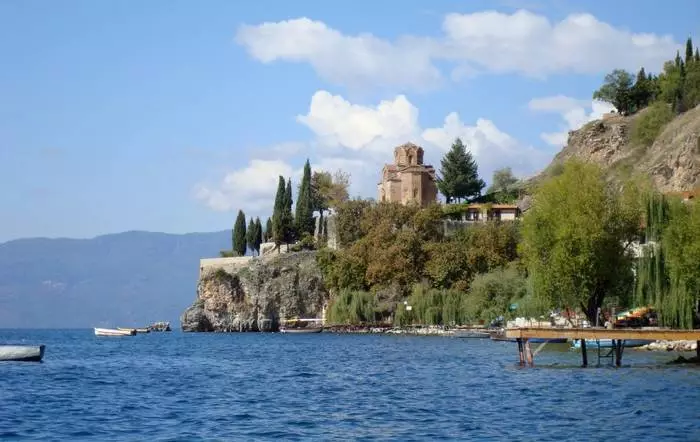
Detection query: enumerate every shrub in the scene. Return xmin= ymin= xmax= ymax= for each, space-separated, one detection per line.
xmin=631 ymin=102 xmax=674 ymax=147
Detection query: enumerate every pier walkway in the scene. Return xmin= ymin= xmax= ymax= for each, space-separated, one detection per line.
xmin=505 ymin=327 xmax=700 ymax=367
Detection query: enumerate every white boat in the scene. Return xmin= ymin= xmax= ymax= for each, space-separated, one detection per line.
xmin=94 ymin=328 xmax=136 ymax=336
xmin=118 ymin=327 xmax=149 ymax=334
xmin=0 ymin=345 xmax=46 ymax=362
xmin=279 ymin=317 xmax=323 ymax=333
xmin=572 ymin=339 xmax=653 ymax=349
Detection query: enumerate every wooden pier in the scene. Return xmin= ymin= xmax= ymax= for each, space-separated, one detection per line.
xmin=505 ymin=328 xmax=700 ymax=367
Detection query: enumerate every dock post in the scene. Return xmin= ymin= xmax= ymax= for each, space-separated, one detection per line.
xmin=697 ymin=341 xmax=699 ymax=360
xmin=581 ymin=339 xmax=588 ymax=367
xmin=614 ymin=340 xmax=623 ymax=367
xmin=525 ymin=339 xmax=534 ymax=367
xmin=517 ymin=338 xmax=525 ymax=366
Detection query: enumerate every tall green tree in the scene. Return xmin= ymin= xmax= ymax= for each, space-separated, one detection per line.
xmin=272 ymin=176 xmax=286 ymax=248
xmin=254 ymin=217 xmax=263 ymax=255
xmin=265 ymin=217 xmax=273 ymax=242
xmin=246 ymin=218 xmax=256 ymax=256
xmin=233 ymin=210 xmax=247 ymax=256
xmin=685 ymin=37 xmax=694 ymax=65
xmin=593 ymin=69 xmax=634 ymax=115
xmin=295 ymin=159 xmax=315 ymax=237
xmin=486 ymin=167 xmax=518 ymax=201
xmin=283 ymin=178 xmax=295 ymax=249
xmin=631 ymin=67 xmax=652 ymax=110
xmin=436 ymin=138 xmax=485 ymax=203
xmin=519 ymin=161 xmax=641 ymax=322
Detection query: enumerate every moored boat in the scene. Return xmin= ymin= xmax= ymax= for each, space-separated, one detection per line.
xmin=529 ymin=338 xmax=568 ymax=344
xmin=94 ymin=328 xmax=135 ymax=336
xmin=148 ymin=321 xmax=171 ymax=332
xmin=279 ymin=317 xmax=323 ymax=333
xmin=0 ymin=345 xmax=46 ymax=362
xmin=118 ymin=327 xmax=150 ymax=334
xmin=571 ymin=339 xmax=653 ymax=349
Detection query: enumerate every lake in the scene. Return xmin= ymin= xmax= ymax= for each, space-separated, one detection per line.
xmin=1 ymin=330 xmax=699 ymax=441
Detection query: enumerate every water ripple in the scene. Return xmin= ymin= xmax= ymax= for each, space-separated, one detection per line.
xmin=1 ymin=330 xmax=699 ymax=441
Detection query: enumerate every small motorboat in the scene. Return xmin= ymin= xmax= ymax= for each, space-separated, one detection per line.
xmin=94 ymin=328 xmax=136 ymax=336
xmin=571 ymin=339 xmax=653 ymax=349
xmin=148 ymin=321 xmax=171 ymax=332
xmin=0 ymin=345 xmax=46 ymax=362
xmin=280 ymin=327 xmax=323 ymax=334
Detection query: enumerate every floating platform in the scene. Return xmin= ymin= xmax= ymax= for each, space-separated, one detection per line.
xmin=505 ymin=327 xmax=700 ymax=367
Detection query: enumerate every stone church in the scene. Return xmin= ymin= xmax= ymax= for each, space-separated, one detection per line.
xmin=377 ymin=142 xmax=438 ymax=207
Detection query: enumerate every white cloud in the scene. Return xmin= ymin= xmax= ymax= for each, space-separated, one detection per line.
xmin=296 ymin=90 xmax=420 ymax=154
xmin=194 ymin=159 xmax=293 ymax=212
xmin=236 ymin=11 xmax=679 ymax=90
xmin=529 ymin=95 xmax=616 ymax=146
xmin=235 ymin=18 xmax=441 ymax=91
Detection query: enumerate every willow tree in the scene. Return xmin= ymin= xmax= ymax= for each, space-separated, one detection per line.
xmin=519 ymin=161 xmax=642 ymax=322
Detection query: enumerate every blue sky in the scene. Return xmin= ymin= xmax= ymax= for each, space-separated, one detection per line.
xmin=1 ymin=0 xmax=698 ymax=242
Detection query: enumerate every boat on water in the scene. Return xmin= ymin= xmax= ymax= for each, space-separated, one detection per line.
xmin=118 ymin=327 xmax=150 ymax=334
xmin=280 ymin=318 xmax=323 ymax=334
xmin=148 ymin=321 xmax=171 ymax=332
xmin=453 ymin=330 xmax=490 ymax=339
xmin=571 ymin=339 xmax=653 ymax=349
xmin=529 ymin=338 xmax=568 ymax=344
xmin=94 ymin=328 xmax=136 ymax=336
xmin=0 ymin=345 xmax=46 ymax=362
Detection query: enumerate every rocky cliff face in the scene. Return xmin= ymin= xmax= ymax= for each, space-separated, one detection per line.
xmin=180 ymin=251 xmax=328 ymax=332
xmin=542 ymin=106 xmax=700 ymax=192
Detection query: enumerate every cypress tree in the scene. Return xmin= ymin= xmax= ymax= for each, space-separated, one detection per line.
xmin=246 ymin=218 xmax=256 ymax=255
xmin=272 ymin=176 xmax=286 ymax=248
xmin=254 ymin=217 xmax=263 ymax=255
xmin=695 ymin=48 xmax=700 ymax=63
xmin=283 ymin=178 xmax=295 ymax=248
xmin=265 ymin=217 xmax=272 ymax=242
xmin=685 ymin=37 xmax=694 ymax=65
xmin=295 ymin=159 xmax=315 ymax=237
xmin=233 ymin=210 xmax=247 ymax=256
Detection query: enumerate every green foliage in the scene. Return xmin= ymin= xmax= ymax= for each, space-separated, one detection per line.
xmin=290 ymin=233 xmax=316 ymax=252
xmin=272 ymin=176 xmax=286 ymax=246
xmin=519 ymin=160 xmax=642 ymax=321
xmin=316 ymin=248 xmax=367 ymax=292
xmin=593 ymin=69 xmax=635 ymax=115
xmin=334 ymin=199 xmax=373 ymax=247
xmin=436 ymin=138 xmax=485 ymax=203
xmin=264 ymin=217 xmax=272 ymax=242
xmin=295 ymin=159 xmax=315 ymax=236
xmin=467 ymin=263 xmax=527 ymax=322
xmin=254 ymin=217 xmax=263 ymax=255
xmin=246 ymin=218 xmax=256 ymax=256
xmin=232 ymin=210 xmax=247 ymax=256
xmin=486 ymin=167 xmax=519 ymax=202
xmin=283 ymin=178 xmax=295 ymax=246
xmin=327 ymin=290 xmax=377 ymax=324
xmin=393 ymin=284 xmax=472 ymax=326
xmin=660 ymin=198 xmax=700 ymax=329
xmin=311 ymin=170 xmax=351 ymax=212
xmin=630 ymin=102 xmax=674 ymax=147
xmin=219 ymin=250 xmax=234 ymax=258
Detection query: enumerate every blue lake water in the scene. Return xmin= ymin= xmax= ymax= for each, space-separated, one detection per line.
xmin=1 ymin=330 xmax=699 ymax=441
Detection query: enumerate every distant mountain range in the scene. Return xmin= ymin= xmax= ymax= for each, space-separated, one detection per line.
xmin=0 ymin=230 xmax=231 ymax=328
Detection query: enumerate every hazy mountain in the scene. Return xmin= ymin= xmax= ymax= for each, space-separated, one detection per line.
xmin=0 ymin=230 xmax=231 ymax=328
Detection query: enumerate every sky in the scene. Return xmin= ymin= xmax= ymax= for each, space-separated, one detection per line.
xmin=1 ymin=0 xmax=698 ymax=242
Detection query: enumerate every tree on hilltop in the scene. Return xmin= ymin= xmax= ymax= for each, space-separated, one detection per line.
xmin=437 ymin=138 xmax=485 ymax=203
xmin=295 ymin=159 xmax=315 ymax=237
xmin=685 ymin=37 xmax=694 ymax=65
xmin=283 ymin=178 xmax=295 ymax=249
xmin=272 ymin=176 xmax=286 ymax=250
xmin=246 ymin=218 xmax=256 ymax=256
xmin=254 ymin=217 xmax=263 ymax=255
xmin=593 ymin=69 xmax=634 ymax=115
xmin=311 ymin=170 xmax=351 ymax=215
xmin=233 ymin=210 xmax=247 ymax=256
xmin=264 ymin=217 xmax=272 ymax=242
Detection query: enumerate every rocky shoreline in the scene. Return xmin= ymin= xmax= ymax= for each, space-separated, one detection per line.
xmin=635 ymin=340 xmax=698 ymax=352
xmin=323 ymin=325 xmax=455 ymax=336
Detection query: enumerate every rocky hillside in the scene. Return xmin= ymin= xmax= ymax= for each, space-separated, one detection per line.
xmin=180 ymin=251 xmax=328 ymax=332
xmin=540 ymin=105 xmax=700 ymax=192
